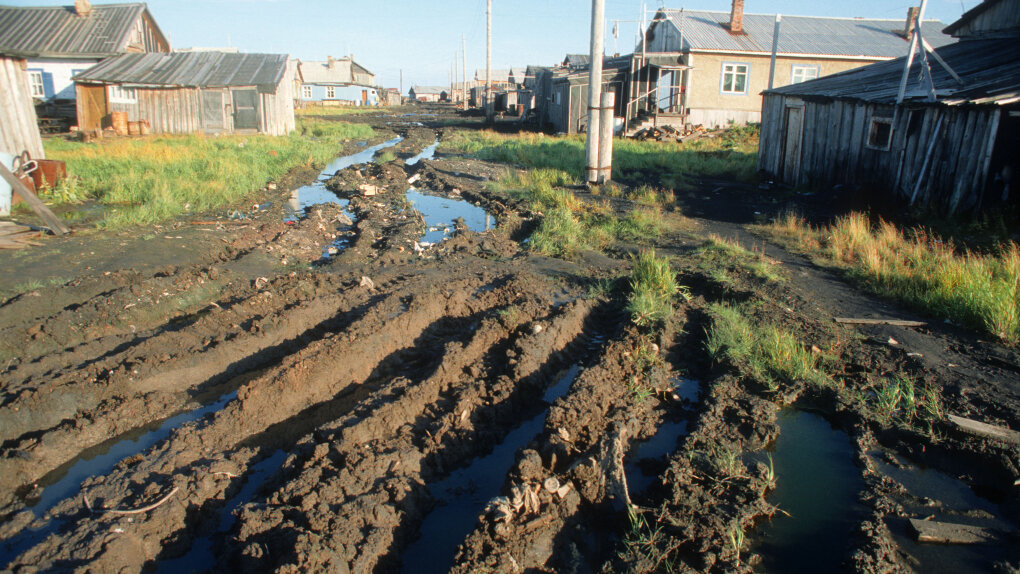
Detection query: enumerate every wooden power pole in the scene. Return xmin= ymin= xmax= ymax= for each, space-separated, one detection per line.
xmin=585 ymin=0 xmax=606 ymax=184
xmin=486 ymin=0 xmax=493 ymax=122
xmin=462 ymin=34 xmax=468 ymax=110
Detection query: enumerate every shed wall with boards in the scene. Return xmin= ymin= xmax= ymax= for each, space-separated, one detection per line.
xmin=0 ymin=55 xmax=44 ymax=158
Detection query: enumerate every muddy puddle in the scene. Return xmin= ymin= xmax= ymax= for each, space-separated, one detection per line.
xmin=406 ymin=189 xmax=493 ymax=244
xmin=867 ymin=451 xmax=1014 ymax=572
xmin=284 ymin=137 xmax=403 ymax=221
xmin=405 ymin=139 xmax=440 ymax=166
xmin=155 ymin=450 xmax=288 ymax=573
xmin=399 ymin=365 xmax=581 ymax=573
xmin=750 ymin=409 xmax=865 ymax=573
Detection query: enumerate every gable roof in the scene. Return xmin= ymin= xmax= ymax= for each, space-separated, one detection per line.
xmin=299 ymin=57 xmax=373 ymax=85
xmin=74 ymin=51 xmax=289 ymax=90
xmin=652 ymin=9 xmax=955 ymax=58
xmin=0 ymin=3 xmax=167 ymax=58
xmin=765 ymin=36 xmax=1020 ymax=106
xmin=410 ymin=85 xmax=445 ymax=95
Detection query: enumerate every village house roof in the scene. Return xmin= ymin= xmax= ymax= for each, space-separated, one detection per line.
xmin=410 ymin=85 xmax=445 ymax=95
xmin=74 ymin=51 xmax=289 ymax=90
xmin=0 ymin=2 xmax=167 ymax=58
xmin=299 ymin=57 xmax=372 ymax=85
xmin=651 ymin=9 xmax=955 ymax=58
xmin=764 ymin=36 xmax=1020 ymax=106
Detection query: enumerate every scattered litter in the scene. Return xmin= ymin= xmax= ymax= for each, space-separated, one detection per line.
xmin=359 ymin=276 xmax=375 ymax=289
xmin=530 ymin=324 xmax=543 ymax=335
xmin=907 ymin=352 xmax=923 ymax=358
xmin=254 ymin=277 xmax=269 ymax=290
xmin=887 ymin=337 xmax=899 ymax=346
xmin=358 ymin=183 xmax=380 ymax=196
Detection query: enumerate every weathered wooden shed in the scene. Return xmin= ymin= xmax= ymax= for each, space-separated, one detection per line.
xmin=73 ymin=51 xmax=295 ymax=136
xmin=0 ymin=53 xmax=44 ymax=158
xmin=527 ymin=56 xmax=631 ymax=135
xmin=758 ymin=0 xmax=1020 ymax=214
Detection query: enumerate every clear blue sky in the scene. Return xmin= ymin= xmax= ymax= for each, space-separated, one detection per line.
xmin=6 ymin=0 xmax=981 ymax=91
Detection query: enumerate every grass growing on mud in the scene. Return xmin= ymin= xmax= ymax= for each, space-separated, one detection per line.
xmin=706 ymin=303 xmax=831 ymax=392
xmin=761 ymin=212 xmax=1020 ymax=345
xmin=492 ymin=169 xmax=669 ymax=258
xmin=41 ymin=119 xmax=375 ymax=228
xmin=443 ymin=125 xmax=758 ymax=184
xmin=628 ymin=249 xmax=684 ymax=327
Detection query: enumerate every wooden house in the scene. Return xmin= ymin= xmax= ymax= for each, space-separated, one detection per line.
xmin=409 ymin=86 xmax=446 ymax=103
xmin=298 ymin=56 xmax=378 ymax=106
xmin=757 ymin=0 xmax=1020 ymax=215
xmin=73 ymin=51 xmax=295 ymax=136
xmin=0 ymin=0 xmax=169 ymax=115
xmin=0 ymin=52 xmax=44 ymax=159
xmin=631 ymin=0 xmax=955 ymax=129
xmin=526 ymin=56 xmax=632 ymax=135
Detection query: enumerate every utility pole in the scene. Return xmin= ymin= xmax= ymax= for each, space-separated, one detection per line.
xmin=462 ymin=34 xmax=467 ymax=110
xmin=584 ymin=0 xmax=605 ymax=184
xmin=486 ymin=0 xmax=493 ymax=122
xmin=897 ymin=0 xmax=928 ymax=104
xmin=767 ymin=14 xmax=781 ymax=90
xmin=400 ymin=69 xmax=403 ymax=101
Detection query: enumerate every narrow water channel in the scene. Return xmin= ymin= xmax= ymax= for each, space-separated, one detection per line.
xmin=399 ymin=365 xmax=581 ymax=574
xmin=751 ymin=409 xmax=864 ymax=573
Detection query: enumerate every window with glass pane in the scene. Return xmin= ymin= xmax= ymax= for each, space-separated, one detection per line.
xmin=721 ymin=63 xmax=748 ymax=94
xmin=28 ymin=71 xmax=44 ymax=97
xmin=302 ymin=85 xmax=312 ymax=99
xmin=326 ymin=86 xmax=335 ymax=98
xmin=791 ymin=65 xmax=820 ymax=84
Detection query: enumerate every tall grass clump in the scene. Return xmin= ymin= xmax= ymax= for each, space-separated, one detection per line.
xmin=761 ymin=212 xmax=1020 ymax=345
xmin=706 ymin=303 xmax=830 ymax=391
xmin=42 ymin=118 xmax=373 ymax=228
xmin=627 ymin=249 xmax=681 ymax=327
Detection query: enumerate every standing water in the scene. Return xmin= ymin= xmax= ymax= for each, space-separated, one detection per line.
xmin=752 ymin=410 xmax=864 ymax=573
xmin=405 ymin=139 xmax=439 ymax=166
xmin=405 ymin=189 xmax=493 ymax=244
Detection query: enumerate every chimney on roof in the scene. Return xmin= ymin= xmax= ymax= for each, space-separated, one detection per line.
xmin=729 ymin=0 xmax=745 ymax=34
xmin=903 ymin=7 xmax=920 ymax=39
xmin=327 ymin=56 xmax=336 ymax=70
xmin=74 ymin=0 xmax=92 ymax=17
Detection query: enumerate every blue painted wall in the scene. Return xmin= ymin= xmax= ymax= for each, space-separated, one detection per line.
xmin=301 ymin=83 xmax=378 ymax=105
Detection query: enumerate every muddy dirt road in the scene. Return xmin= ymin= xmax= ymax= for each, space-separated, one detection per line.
xmin=0 ymin=106 xmax=1017 ymax=573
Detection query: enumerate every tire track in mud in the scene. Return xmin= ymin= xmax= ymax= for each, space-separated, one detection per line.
xmin=0 ymin=268 xmax=539 ymax=572
xmin=224 ymin=298 xmax=598 ymax=573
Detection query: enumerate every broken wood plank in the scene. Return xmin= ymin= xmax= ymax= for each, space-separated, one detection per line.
xmin=0 ymin=163 xmax=70 ymax=235
xmin=948 ymin=414 xmax=1020 ymax=445
xmin=834 ymin=317 xmax=927 ymax=327
xmin=908 ymin=518 xmax=998 ymax=544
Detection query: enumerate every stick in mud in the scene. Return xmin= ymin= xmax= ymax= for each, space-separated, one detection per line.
xmin=84 ymin=486 xmax=180 ymax=516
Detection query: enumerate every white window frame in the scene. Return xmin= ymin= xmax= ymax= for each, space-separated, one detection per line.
xmin=302 ymin=85 xmax=313 ymax=99
xmin=866 ymin=116 xmax=894 ymax=151
xmin=791 ymin=64 xmax=820 ymax=84
xmin=325 ymin=86 xmax=335 ymax=99
xmin=720 ymin=62 xmax=749 ymax=95
xmin=109 ymin=85 xmax=137 ymax=104
xmin=28 ymin=70 xmax=44 ymax=98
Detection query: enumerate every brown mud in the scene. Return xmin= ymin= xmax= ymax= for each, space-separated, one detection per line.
xmin=0 ymin=104 xmax=1016 ymax=573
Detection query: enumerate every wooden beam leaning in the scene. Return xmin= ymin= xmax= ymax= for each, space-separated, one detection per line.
xmin=0 ymin=163 xmax=70 ymax=235
xmin=834 ymin=317 xmax=926 ymax=327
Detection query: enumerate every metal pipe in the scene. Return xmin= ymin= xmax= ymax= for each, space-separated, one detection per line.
xmin=767 ymin=14 xmax=781 ymax=90
xmin=598 ymin=91 xmax=615 ymax=183
xmin=486 ymin=0 xmax=493 ymax=122
xmin=585 ymin=0 xmax=605 ymax=184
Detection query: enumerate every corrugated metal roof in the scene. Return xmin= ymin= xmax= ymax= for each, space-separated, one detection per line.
xmin=411 ymin=86 xmax=446 ymax=95
xmin=0 ymin=3 xmax=152 ymax=58
xmin=656 ymin=9 xmax=955 ymax=58
xmin=74 ymin=52 xmax=289 ymax=90
xmin=765 ymin=37 xmax=1020 ymax=105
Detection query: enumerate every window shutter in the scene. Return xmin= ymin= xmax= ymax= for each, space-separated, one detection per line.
xmin=42 ymin=72 xmax=55 ymax=99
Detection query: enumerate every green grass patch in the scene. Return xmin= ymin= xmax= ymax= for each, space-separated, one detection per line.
xmin=760 ymin=212 xmax=1020 ymax=346
xmin=374 ymin=150 xmax=397 ymax=164
xmin=706 ymin=303 xmax=831 ymax=392
xmin=296 ymin=106 xmax=381 ymax=116
xmin=695 ymin=234 xmax=783 ymax=283
xmin=41 ymin=118 xmax=374 ymax=229
xmin=442 ymin=126 xmax=759 ymax=185
xmin=627 ymin=249 xmax=686 ymax=328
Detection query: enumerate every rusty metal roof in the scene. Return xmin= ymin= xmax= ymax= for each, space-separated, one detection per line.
xmin=74 ymin=52 xmax=289 ymax=90
xmin=765 ymin=37 xmax=1020 ymax=106
xmin=0 ymin=3 xmax=161 ymax=58
xmin=654 ymin=9 xmax=956 ymax=58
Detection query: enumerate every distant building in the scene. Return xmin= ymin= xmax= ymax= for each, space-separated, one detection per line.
xmin=758 ymin=0 xmax=1020 ymax=215
xmin=74 ymin=51 xmax=295 ymax=136
xmin=633 ymin=0 xmax=955 ymax=128
xmin=0 ymin=0 xmax=169 ymax=113
xmin=409 ymin=86 xmax=446 ymax=103
xmin=525 ymin=55 xmax=631 ymax=134
xmin=298 ymin=56 xmax=378 ymax=106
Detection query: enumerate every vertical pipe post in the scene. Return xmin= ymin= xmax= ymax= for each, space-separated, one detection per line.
xmin=585 ymin=0 xmax=605 ymax=185
xmin=486 ymin=0 xmax=493 ymax=122
xmin=598 ymin=91 xmax=615 ymax=183
xmin=462 ymin=34 xmax=468 ymax=110
xmin=767 ymin=14 xmax=781 ymax=90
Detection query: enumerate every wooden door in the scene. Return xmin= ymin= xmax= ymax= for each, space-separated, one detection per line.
xmin=201 ymin=91 xmax=224 ymax=132
xmin=231 ymin=89 xmax=258 ymax=131
xmin=79 ymin=85 xmax=107 ymax=131
xmin=781 ymin=105 xmax=804 ymax=185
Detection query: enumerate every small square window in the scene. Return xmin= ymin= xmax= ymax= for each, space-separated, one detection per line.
xmin=721 ymin=63 xmax=749 ymax=94
xmin=791 ymin=65 xmax=819 ymax=84
xmin=28 ymin=71 xmax=44 ymax=98
xmin=326 ymin=86 xmax=335 ymax=99
xmin=867 ymin=117 xmax=893 ymax=150
xmin=302 ymin=85 xmax=312 ymax=99
xmin=109 ymin=85 xmax=137 ymax=103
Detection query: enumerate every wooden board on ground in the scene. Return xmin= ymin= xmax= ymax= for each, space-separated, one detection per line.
xmin=908 ymin=518 xmax=998 ymax=544
xmin=948 ymin=414 xmax=1020 ymax=445
xmin=834 ymin=317 xmax=927 ymax=327
xmin=0 ymin=163 xmax=70 ymax=235
xmin=0 ymin=222 xmax=43 ymax=248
